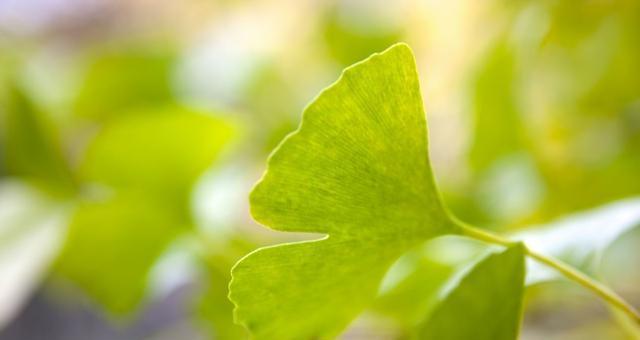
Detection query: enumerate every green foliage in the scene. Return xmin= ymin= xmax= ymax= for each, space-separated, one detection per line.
xmin=56 ymin=194 xmax=182 ymax=313
xmin=374 ymin=197 xmax=640 ymax=336
xmin=373 ymin=236 xmax=488 ymax=330
xmin=230 ymin=44 xmax=461 ymax=339
xmin=231 ymin=43 xmax=640 ymax=339
xmin=248 ymin=44 xmax=454 ymax=239
xmin=55 ymin=107 xmax=233 ymax=314
xmin=199 ymin=266 xmax=247 ymax=339
xmin=373 ymin=250 xmax=457 ymax=328
xmin=500 ymin=0 xmax=640 ymax=219
xmin=79 ymin=106 xmax=233 ymax=215
xmin=229 ymin=44 xmax=535 ymax=339
xmin=2 ymin=1 xmax=640 ymax=337
xmin=417 ymin=245 xmax=525 ymax=340
xmin=469 ymin=43 xmax=522 ymax=172
xmin=0 ymin=84 xmax=74 ymax=196
xmin=196 ymin=238 xmax=252 ymax=340
xmin=73 ymin=50 xmax=174 ymax=121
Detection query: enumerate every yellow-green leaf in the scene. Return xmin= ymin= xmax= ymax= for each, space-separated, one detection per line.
xmin=57 ymin=107 xmax=232 ymax=314
xmin=230 ymin=44 xmax=460 ymax=339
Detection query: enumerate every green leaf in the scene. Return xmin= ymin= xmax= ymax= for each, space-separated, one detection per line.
xmin=198 ymin=267 xmax=248 ymax=340
xmin=55 ymin=193 xmax=182 ymax=313
xmin=469 ymin=43 xmax=523 ymax=172
xmin=0 ymin=83 xmax=74 ymax=196
xmin=373 ymin=236 xmax=487 ymax=329
xmin=196 ymin=237 xmax=252 ymax=340
xmin=73 ymin=50 xmax=174 ymax=121
xmin=375 ymin=197 xmax=640 ymax=333
xmin=374 ymin=253 xmax=456 ymax=328
xmin=230 ymin=44 xmax=460 ymax=339
xmin=80 ymin=106 xmax=233 ymax=215
xmin=416 ymin=244 xmax=525 ymax=340
xmin=56 ymin=107 xmax=233 ymax=314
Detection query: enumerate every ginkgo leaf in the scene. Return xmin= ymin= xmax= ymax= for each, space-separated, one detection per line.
xmin=230 ymin=43 xmax=461 ymax=339
xmin=416 ymin=244 xmax=525 ymax=340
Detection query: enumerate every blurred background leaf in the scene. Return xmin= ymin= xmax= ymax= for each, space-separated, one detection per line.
xmin=55 ymin=193 xmax=184 ymax=314
xmin=79 ymin=106 xmax=233 ymax=215
xmin=73 ymin=50 xmax=175 ymax=122
xmin=1 ymin=83 xmax=75 ymax=196
xmin=56 ymin=107 xmax=233 ymax=315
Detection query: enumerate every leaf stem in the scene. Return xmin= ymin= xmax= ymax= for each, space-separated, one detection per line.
xmin=459 ymin=224 xmax=640 ymax=324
